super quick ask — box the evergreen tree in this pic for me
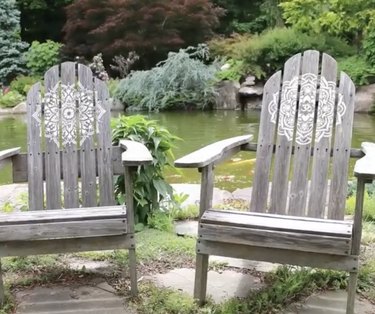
[0,0,28,85]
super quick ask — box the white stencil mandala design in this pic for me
[268,73,347,145]
[33,82,106,147]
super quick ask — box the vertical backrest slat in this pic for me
[250,71,281,212]
[288,50,319,215]
[269,53,301,214]
[27,83,44,210]
[328,72,356,219]
[95,78,115,206]
[44,65,61,209]
[308,54,338,218]
[78,64,97,207]
[61,62,79,208]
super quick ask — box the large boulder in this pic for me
[355,84,375,113]
[214,80,241,110]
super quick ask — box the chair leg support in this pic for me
[194,253,209,305]
[0,260,3,305]
[129,248,138,297]
[346,271,358,314]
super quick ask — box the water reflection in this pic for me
[0,111,374,190]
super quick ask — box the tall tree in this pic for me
[63,0,224,68]
[0,0,28,85]
[16,0,73,43]
[211,0,282,34]
[280,0,375,47]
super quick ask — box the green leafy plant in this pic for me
[10,75,40,96]
[115,44,220,111]
[216,59,245,81]
[0,90,24,108]
[112,115,179,225]
[25,40,62,76]
[339,56,375,86]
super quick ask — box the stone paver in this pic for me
[175,220,198,237]
[16,283,135,314]
[149,268,264,303]
[66,257,114,275]
[285,290,375,314]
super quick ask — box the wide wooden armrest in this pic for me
[175,135,252,168]
[0,147,21,162]
[120,140,153,166]
[354,142,375,180]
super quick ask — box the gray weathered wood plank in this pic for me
[0,147,20,161]
[175,135,252,168]
[201,210,352,236]
[78,63,97,207]
[44,65,61,209]
[0,219,126,241]
[200,224,351,255]
[0,206,125,224]
[196,240,358,272]
[120,140,153,166]
[250,71,281,212]
[289,50,319,215]
[0,234,134,258]
[95,78,114,206]
[27,83,44,210]
[270,53,301,214]
[354,142,375,179]
[328,72,356,219]
[61,62,79,208]
[308,53,338,218]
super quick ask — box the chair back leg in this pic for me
[128,248,138,296]
[0,260,3,304]
[346,271,358,314]
[194,254,209,305]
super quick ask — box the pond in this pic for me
[0,111,375,191]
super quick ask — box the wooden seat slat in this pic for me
[201,210,352,237]
[0,219,126,242]
[200,223,351,255]
[0,206,126,225]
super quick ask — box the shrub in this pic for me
[0,90,24,108]
[25,40,62,76]
[115,45,220,111]
[112,115,179,225]
[338,56,375,86]
[363,29,375,66]
[10,75,40,96]
[210,28,355,80]
[241,28,355,79]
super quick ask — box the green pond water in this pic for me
[0,111,374,191]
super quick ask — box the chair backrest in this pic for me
[27,62,114,210]
[250,50,355,220]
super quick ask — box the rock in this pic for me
[355,83,375,113]
[109,98,124,111]
[241,75,256,86]
[238,85,263,97]
[214,80,240,110]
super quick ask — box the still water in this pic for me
[0,111,374,191]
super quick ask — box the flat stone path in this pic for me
[148,268,264,303]
[285,290,374,314]
[16,283,134,314]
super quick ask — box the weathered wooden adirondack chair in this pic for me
[0,62,152,301]
[175,50,375,313]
